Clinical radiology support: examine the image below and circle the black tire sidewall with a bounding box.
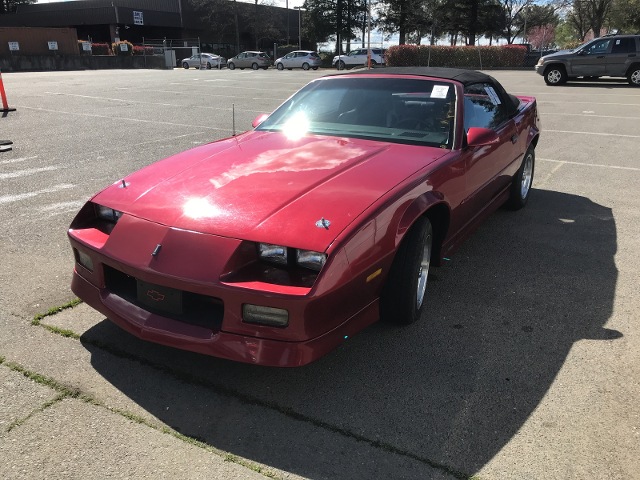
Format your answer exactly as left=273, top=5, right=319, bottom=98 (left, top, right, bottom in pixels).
left=380, top=217, right=433, bottom=325
left=507, top=147, right=535, bottom=210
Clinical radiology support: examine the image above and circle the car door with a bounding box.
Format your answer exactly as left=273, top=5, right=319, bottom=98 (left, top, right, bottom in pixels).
left=461, top=83, right=521, bottom=215
left=571, top=38, right=611, bottom=76
left=281, top=52, right=293, bottom=68
left=347, top=49, right=364, bottom=66
left=607, top=37, right=638, bottom=76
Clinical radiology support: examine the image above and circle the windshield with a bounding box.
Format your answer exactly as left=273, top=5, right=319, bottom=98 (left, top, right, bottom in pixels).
left=256, top=77, right=456, bottom=148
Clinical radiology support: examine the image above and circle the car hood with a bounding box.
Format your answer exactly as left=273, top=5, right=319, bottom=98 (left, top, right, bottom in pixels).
left=541, top=50, right=575, bottom=61
left=93, top=132, right=447, bottom=252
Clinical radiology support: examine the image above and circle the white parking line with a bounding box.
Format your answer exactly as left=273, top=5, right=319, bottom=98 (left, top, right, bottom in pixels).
left=0, top=183, right=75, bottom=205
left=544, top=129, right=640, bottom=138
left=539, top=157, right=640, bottom=172
left=0, top=155, right=39, bottom=165
left=17, top=106, right=233, bottom=131
left=0, top=165, right=64, bottom=180
left=543, top=113, right=640, bottom=120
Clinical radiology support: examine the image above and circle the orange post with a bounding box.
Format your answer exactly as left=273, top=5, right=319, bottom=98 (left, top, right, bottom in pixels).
left=0, top=70, right=16, bottom=113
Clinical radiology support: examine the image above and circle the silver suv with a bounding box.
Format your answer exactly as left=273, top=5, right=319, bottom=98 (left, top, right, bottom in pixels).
left=535, top=35, right=640, bottom=86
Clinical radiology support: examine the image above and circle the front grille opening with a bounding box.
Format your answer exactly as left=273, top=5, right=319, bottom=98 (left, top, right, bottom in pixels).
left=104, top=265, right=224, bottom=330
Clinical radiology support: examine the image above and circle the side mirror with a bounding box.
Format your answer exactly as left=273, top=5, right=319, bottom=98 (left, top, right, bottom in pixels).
left=252, top=114, right=269, bottom=128
left=466, top=127, right=500, bottom=147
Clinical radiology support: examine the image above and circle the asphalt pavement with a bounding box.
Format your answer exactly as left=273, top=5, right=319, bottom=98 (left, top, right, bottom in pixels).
left=0, top=67, right=639, bottom=479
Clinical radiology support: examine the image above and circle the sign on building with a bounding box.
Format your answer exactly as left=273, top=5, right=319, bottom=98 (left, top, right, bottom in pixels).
left=82, top=42, right=92, bottom=51
left=119, top=43, right=129, bottom=52
left=133, top=11, right=144, bottom=25
left=8, top=41, right=19, bottom=51
left=48, top=41, right=59, bottom=51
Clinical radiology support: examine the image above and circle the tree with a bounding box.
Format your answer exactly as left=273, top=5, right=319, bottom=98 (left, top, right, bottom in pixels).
left=527, top=24, right=556, bottom=49
left=376, top=0, right=437, bottom=45
left=608, top=0, right=640, bottom=33
left=567, top=0, right=614, bottom=40
left=0, top=0, right=35, bottom=14
left=303, top=0, right=366, bottom=53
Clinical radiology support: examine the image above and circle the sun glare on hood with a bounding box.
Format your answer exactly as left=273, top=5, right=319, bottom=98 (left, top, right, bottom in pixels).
left=183, top=198, right=226, bottom=219
left=283, top=111, right=309, bottom=140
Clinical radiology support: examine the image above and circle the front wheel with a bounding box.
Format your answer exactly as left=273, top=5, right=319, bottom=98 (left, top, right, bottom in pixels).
left=182, top=62, right=189, bottom=69
left=337, top=60, right=346, bottom=70
left=506, top=146, right=535, bottom=210
left=251, top=62, right=259, bottom=70
left=544, top=66, right=567, bottom=85
left=628, top=66, right=640, bottom=86
left=302, top=62, right=310, bottom=70
left=277, top=63, right=284, bottom=71
left=228, top=62, right=235, bottom=70
left=206, top=62, right=212, bottom=69
left=380, top=217, right=433, bottom=325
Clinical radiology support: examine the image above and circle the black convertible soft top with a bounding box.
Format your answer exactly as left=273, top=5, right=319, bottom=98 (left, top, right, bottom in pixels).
left=340, top=66, right=496, bottom=86
left=327, top=66, right=520, bottom=116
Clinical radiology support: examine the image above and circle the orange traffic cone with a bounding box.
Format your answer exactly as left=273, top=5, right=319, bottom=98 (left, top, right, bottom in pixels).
left=0, top=70, right=16, bottom=113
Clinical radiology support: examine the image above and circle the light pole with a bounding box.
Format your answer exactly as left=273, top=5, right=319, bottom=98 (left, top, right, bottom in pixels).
left=294, top=7, right=305, bottom=49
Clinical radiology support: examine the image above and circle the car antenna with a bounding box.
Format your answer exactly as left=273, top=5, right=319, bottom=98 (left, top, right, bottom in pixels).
left=232, top=103, right=236, bottom=136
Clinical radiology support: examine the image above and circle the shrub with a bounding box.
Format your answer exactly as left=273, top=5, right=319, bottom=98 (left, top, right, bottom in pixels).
left=386, top=44, right=527, bottom=68
left=133, top=45, right=154, bottom=56
left=112, top=41, right=134, bottom=56
left=90, top=43, right=112, bottom=55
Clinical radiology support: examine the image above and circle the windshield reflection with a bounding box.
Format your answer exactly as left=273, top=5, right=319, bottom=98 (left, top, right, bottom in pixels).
left=257, top=77, right=456, bottom=149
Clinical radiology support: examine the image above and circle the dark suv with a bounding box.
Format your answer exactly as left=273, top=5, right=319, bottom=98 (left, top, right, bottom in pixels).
left=535, top=34, right=640, bottom=86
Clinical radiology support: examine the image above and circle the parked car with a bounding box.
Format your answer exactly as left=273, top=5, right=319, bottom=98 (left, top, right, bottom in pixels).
left=181, top=53, right=226, bottom=69
left=535, top=34, right=640, bottom=86
left=68, top=67, right=540, bottom=367
left=275, top=50, right=322, bottom=70
left=227, top=51, right=272, bottom=70
left=332, top=48, right=386, bottom=69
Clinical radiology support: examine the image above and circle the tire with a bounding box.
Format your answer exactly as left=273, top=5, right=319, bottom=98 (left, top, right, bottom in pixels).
left=544, top=65, right=567, bottom=85
left=182, top=62, right=189, bottom=69
left=370, top=60, right=377, bottom=66
left=252, top=62, right=259, bottom=70
left=302, top=62, right=310, bottom=70
left=337, top=60, right=346, bottom=70
left=277, top=63, right=284, bottom=71
left=262, top=67, right=269, bottom=70
left=628, top=65, right=640, bottom=86
left=228, top=62, right=235, bottom=70
left=506, top=146, right=535, bottom=210
left=206, top=62, right=212, bottom=69
left=380, top=217, right=433, bottom=325
left=312, top=67, right=318, bottom=70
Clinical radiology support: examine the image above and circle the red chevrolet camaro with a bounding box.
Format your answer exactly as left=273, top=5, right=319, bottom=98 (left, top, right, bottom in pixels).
left=68, top=67, right=540, bottom=367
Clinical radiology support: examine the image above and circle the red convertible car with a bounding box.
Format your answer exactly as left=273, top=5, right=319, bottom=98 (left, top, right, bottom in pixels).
left=68, top=67, right=540, bottom=367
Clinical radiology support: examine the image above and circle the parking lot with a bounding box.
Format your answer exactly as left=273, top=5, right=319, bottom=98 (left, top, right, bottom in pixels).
left=1, top=67, right=639, bottom=479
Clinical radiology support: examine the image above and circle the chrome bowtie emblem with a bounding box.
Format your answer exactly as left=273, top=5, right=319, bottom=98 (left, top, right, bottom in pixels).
left=315, top=218, right=331, bottom=230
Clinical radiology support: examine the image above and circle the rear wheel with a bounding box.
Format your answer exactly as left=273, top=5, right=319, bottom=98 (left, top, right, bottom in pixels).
left=380, top=217, right=433, bottom=325
left=252, top=62, right=259, bottom=70
left=628, top=65, right=640, bottom=86
left=277, top=63, right=284, bottom=70
left=506, top=146, right=535, bottom=210
left=228, top=62, right=235, bottom=70
left=302, top=62, right=310, bottom=70
left=544, top=65, right=567, bottom=85
left=182, top=62, right=189, bottom=69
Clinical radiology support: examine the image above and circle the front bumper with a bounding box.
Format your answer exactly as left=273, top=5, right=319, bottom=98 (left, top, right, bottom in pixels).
left=72, top=271, right=377, bottom=366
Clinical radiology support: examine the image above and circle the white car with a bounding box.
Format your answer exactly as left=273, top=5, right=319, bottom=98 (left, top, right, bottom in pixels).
left=332, top=48, right=386, bottom=69
left=181, top=53, right=226, bottom=69
left=275, top=50, right=322, bottom=70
